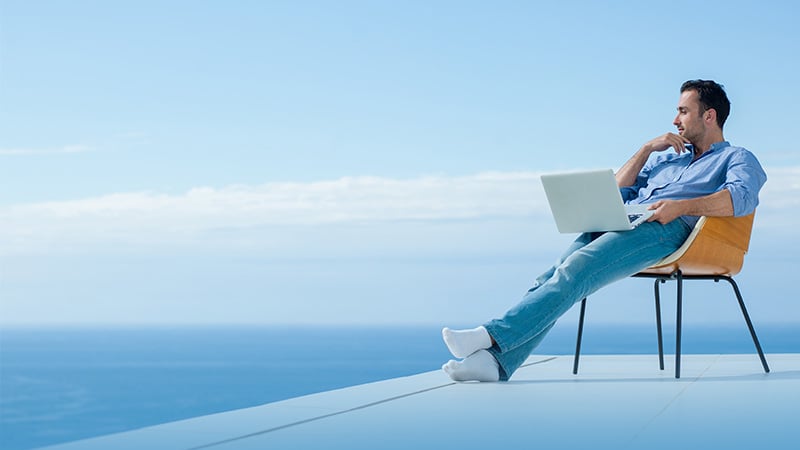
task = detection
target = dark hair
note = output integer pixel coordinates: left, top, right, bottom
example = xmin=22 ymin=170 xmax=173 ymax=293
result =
xmin=680 ymin=79 xmax=731 ymax=129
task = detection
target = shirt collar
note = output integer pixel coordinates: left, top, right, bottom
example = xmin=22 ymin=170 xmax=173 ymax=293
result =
xmin=707 ymin=141 xmax=730 ymax=153
xmin=691 ymin=140 xmax=729 ymax=162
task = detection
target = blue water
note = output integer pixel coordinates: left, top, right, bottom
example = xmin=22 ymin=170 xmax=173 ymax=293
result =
xmin=1 ymin=324 xmax=797 ymax=450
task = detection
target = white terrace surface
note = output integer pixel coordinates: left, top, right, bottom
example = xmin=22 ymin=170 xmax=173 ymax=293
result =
xmin=41 ymin=353 xmax=800 ymax=450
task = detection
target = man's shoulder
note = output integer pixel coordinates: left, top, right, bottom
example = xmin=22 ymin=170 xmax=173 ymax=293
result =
xmin=726 ymin=145 xmax=758 ymax=161
xmin=718 ymin=143 xmax=761 ymax=162
xmin=715 ymin=141 xmax=752 ymax=153
xmin=717 ymin=143 xmax=766 ymax=177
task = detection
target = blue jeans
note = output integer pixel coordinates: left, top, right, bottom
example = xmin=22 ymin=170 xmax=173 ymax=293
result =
xmin=484 ymin=219 xmax=692 ymax=380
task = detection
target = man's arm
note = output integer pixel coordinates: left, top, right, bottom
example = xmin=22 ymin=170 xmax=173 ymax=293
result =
xmin=647 ymin=189 xmax=734 ymax=224
xmin=616 ymin=133 xmax=691 ymax=187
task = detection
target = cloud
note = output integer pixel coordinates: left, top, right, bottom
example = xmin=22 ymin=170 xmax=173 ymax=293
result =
xmin=752 ymin=166 xmax=800 ymax=230
xmin=0 ymin=145 xmax=91 ymax=156
xmin=1 ymin=168 xmax=797 ymax=254
xmin=760 ymin=166 xmax=800 ymax=207
xmin=8 ymin=172 xmax=546 ymax=222
xmin=0 ymin=172 xmax=549 ymax=253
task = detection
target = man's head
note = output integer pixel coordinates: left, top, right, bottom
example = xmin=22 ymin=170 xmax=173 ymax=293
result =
xmin=679 ymin=79 xmax=730 ymax=129
xmin=674 ymin=79 xmax=729 ymax=147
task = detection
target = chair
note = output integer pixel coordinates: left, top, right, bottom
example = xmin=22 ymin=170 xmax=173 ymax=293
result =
xmin=572 ymin=212 xmax=770 ymax=378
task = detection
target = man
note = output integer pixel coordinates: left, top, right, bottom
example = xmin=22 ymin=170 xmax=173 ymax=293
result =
xmin=441 ymin=80 xmax=767 ymax=382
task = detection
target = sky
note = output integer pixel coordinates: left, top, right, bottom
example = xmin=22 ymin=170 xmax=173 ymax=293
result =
xmin=1 ymin=0 xmax=799 ymax=327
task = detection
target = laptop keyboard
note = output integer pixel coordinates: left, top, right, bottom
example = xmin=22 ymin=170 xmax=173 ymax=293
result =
xmin=628 ymin=214 xmax=643 ymax=223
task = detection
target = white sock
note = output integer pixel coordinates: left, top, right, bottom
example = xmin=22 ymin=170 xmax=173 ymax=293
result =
xmin=442 ymin=350 xmax=500 ymax=382
xmin=442 ymin=326 xmax=492 ymax=358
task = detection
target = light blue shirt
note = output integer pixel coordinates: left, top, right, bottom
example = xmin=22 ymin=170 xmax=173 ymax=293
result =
xmin=620 ymin=141 xmax=767 ymax=227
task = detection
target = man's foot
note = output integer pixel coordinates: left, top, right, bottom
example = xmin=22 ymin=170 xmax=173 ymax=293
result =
xmin=442 ymin=350 xmax=500 ymax=382
xmin=442 ymin=326 xmax=492 ymax=358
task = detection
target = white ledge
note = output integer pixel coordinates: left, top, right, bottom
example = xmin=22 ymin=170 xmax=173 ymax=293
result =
xmin=39 ymin=354 xmax=799 ymax=450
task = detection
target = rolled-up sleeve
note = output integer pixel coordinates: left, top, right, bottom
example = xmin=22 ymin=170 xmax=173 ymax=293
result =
xmin=724 ymin=150 xmax=767 ymax=216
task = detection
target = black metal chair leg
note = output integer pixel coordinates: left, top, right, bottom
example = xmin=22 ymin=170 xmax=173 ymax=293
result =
xmin=654 ymin=279 xmax=665 ymax=370
xmin=575 ymin=272 xmax=769 ymax=379
xmin=573 ymin=298 xmax=587 ymax=375
xmin=675 ymin=270 xmax=683 ymax=379
xmin=723 ymin=276 xmax=770 ymax=373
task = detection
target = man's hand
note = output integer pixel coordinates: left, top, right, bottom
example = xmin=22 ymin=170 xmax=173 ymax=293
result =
xmin=646 ymin=191 xmax=734 ymax=224
xmin=647 ymin=199 xmax=686 ymax=224
xmin=644 ymin=133 xmax=691 ymax=155
xmin=616 ymin=132 xmax=692 ymax=187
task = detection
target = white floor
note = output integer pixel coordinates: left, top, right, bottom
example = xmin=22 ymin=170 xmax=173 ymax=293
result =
xmin=40 ymin=354 xmax=799 ymax=450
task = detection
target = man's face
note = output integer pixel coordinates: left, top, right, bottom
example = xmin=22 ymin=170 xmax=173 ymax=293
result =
xmin=673 ymin=89 xmax=707 ymax=145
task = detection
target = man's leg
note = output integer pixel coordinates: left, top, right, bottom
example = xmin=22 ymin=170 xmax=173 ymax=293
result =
xmin=442 ymin=232 xmax=596 ymax=358
xmin=482 ymin=219 xmax=691 ymax=380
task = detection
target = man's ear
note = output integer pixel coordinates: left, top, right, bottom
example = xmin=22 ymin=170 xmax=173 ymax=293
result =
xmin=705 ymin=108 xmax=717 ymax=124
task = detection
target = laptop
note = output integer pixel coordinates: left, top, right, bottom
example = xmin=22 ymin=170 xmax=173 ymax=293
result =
xmin=540 ymin=169 xmax=653 ymax=233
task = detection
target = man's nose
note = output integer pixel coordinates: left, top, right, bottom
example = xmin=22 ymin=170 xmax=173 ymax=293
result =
xmin=672 ymin=114 xmax=680 ymax=126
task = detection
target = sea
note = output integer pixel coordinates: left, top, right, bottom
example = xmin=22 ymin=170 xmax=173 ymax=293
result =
xmin=1 ymin=324 xmax=798 ymax=450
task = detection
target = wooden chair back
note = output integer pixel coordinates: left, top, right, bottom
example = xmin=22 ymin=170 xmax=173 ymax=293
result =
xmin=641 ymin=212 xmax=755 ymax=277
